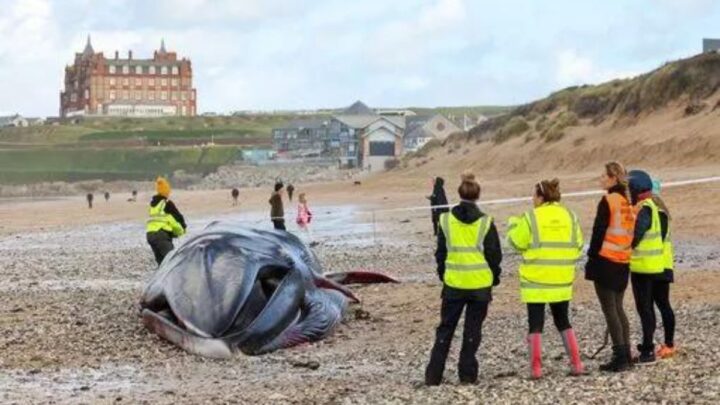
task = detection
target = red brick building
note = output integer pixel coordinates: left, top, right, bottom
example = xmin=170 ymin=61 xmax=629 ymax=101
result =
xmin=60 ymin=36 xmax=197 ymax=117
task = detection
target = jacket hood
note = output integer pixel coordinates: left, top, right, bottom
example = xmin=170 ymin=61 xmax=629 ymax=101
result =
xmin=450 ymin=201 xmax=485 ymax=224
xmin=150 ymin=194 xmax=167 ymax=207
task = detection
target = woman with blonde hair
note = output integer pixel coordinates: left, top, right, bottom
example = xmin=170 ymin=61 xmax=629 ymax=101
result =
xmin=425 ymin=171 xmax=502 ymax=385
xmin=296 ymin=192 xmax=313 ymax=240
xmin=585 ymin=162 xmax=635 ymax=372
xmin=507 ymin=178 xmax=584 ymax=379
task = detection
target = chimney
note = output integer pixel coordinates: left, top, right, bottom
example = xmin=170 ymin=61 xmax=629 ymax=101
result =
xmin=128 ymin=50 xmax=133 ymax=60
xmin=115 ymin=51 xmax=119 ymax=60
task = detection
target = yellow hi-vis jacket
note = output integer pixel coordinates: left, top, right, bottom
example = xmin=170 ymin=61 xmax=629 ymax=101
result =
xmin=507 ymin=202 xmax=583 ymax=303
xmin=630 ymin=198 xmax=665 ymax=274
xmin=146 ymin=200 xmax=185 ymax=237
xmin=439 ymin=212 xmax=494 ymax=290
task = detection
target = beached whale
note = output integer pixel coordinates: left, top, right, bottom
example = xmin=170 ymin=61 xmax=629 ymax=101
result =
xmin=140 ymin=221 xmax=396 ymax=359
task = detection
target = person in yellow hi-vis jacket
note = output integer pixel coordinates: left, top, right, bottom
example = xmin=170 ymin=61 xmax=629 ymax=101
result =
xmin=507 ymin=178 xmax=584 ymax=379
xmin=146 ymin=177 xmax=187 ymax=265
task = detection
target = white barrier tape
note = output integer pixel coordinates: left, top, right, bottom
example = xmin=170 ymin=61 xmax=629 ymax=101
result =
xmin=232 ymin=175 xmax=720 ymax=222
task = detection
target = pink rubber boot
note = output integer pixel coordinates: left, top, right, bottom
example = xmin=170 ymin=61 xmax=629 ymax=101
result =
xmin=528 ymin=333 xmax=542 ymax=379
xmin=561 ymin=328 xmax=585 ymax=376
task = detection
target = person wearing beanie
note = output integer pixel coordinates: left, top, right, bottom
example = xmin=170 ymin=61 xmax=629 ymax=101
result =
xmin=146 ymin=177 xmax=187 ymax=265
xmin=269 ymin=182 xmax=286 ymax=230
xmin=628 ymin=170 xmax=674 ymax=364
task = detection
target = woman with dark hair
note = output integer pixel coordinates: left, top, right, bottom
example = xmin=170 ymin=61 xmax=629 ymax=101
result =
xmin=425 ymin=172 xmax=502 ymax=386
xmin=585 ymin=162 xmax=635 ymax=372
xmin=507 ymin=178 xmax=584 ymax=379
xmin=427 ymin=177 xmax=449 ymax=235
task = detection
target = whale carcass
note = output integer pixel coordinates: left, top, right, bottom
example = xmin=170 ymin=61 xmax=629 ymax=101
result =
xmin=140 ymin=221 xmax=396 ymax=359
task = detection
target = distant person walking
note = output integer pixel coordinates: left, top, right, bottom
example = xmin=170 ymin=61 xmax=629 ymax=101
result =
xmin=427 ymin=177 xmax=449 ymax=236
xmin=104 ymin=191 xmax=110 ymax=202
xmin=86 ymin=193 xmax=94 ymax=209
xmin=287 ymin=184 xmax=295 ymax=202
xmin=131 ymin=190 xmax=138 ymax=202
xmin=506 ymin=178 xmax=585 ymax=379
xmin=296 ymin=192 xmax=313 ymax=240
xmin=425 ymin=172 xmax=502 ymax=386
xmin=146 ymin=177 xmax=187 ymax=265
xmin=585 ymin=162 xmax=635 ymax=372
xmin=231 ymin=188 xmax=240 ymax=206
xmin=269 ymin=182 xmax=286 ymax=230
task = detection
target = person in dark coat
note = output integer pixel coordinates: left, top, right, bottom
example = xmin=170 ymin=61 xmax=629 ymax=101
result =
xmin=287 ymin=184 xmax=295 ymax=202
xmin=104 ymin=191 xmax=110 ymax=202
xmin=231 ymin=188 xmax=239 ymax=206
xmin=425 ymin=172 xmax=502 ymax=386
xmin=86 ymin=193 xmax=94 ymax=209
xmin=585 ymin=162 xmax=634 ymax=372
xmin=269 ymin=182 xmax=285 ymax=230
xmin=427 ymin=177 xmax=449 ymax=235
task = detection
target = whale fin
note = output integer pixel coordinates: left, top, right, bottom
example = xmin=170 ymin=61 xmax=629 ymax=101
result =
xmin=324 ymin=271 xmax=399 ymax=285
xmin=142 ymin=309 xmax=233 ymax=359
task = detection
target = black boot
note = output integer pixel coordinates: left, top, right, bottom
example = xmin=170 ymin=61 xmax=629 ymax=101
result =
xmin=636 ymin=344 xmax=656 ymax=365
xmin=599 ymin=345 xmax=630 ymax=372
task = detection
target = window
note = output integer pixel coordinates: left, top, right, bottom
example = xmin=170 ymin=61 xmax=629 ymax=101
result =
xmin=161 ymin=78 xmax=168 ymax=86
xmin=135 ymin=91 xmax=142 ymax=100
xmin=123 ymin=78 xmax=129 ymax=86
xmin=84 ymin=89 xmax=89 ymax=99
xmin=109 ymin=65 xmax=116 ymax=74
xmin=171 ymin=78 xmax=178 ymax=86
xmin=172 ymin=66 xmax=179 ymax=75
xmin=135 ymin=66 xmax=142 ymax=75
xmin=148 ymin=91 xmax=155 ymax=101
xmin=161 ymin=66 xmax=168 ymax=75
xmin=190 ymin=91 xmax=194 ymax=100
xmin=369 ymin=142 xmax=395 ymax=156
xmin=161 ymin=92 xmax=168 ymax=100
xmin=135 ymin=78 xmax=142 ymax=86
xmin=109 ymin=78 xmax=116 ymax=86
xmin=149 ymin=66 xmax=156 ymax=75
xmin=181 ymin=92 xmax=187 ymax=101
xmin=123 ymin=90 xmax=129 ymax=100
xmin=109 ymin=90 xmax=116 ymax=100
xmin=148 ymin=78 xmax=155 ymax=86
xmin=171 ymin=91 xmax=178 ymax=101
xmin=70 ymin=93 xmax=77 ymax=102
xmin=122 ymin=65 xmax=129 ymax=74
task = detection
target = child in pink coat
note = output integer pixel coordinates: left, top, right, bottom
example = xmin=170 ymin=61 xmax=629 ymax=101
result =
xmin=296 ymin=192 xmax=312 ymax=239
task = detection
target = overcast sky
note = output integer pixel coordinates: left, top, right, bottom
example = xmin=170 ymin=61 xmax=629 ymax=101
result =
xmin=1 ymin=0 xmax=719 ymax=116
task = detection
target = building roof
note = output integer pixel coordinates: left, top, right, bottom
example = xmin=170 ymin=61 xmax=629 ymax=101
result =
xmin=342 ymin=101 xmax=375 ymax=115
xmin=404 ymin=125 xmax=433 ymax=141
xmin=276 ymin=117 xmax=329 ymax=130
xmin=334 ymin=114 xmax=380 ymax=129
xmin=83 ymin=35 xmax=94 ymax=56
xmin=0 ymin=114 xmax=24 ymax=126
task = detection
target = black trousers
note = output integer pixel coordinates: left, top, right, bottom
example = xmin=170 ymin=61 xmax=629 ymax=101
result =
xmin=653 ymin=281 xmax=675 ymax=346
xmin=147 ymin=231 xmax=174 ymax=265
xmin=631 ymin=273 xmax=655 ymax=350
xmin=272 ymin=219 xmax=286 ymax=230
xmin=426 ymin=297 xmax=489 ymax=384
xmin=527 ymin=301 xmax=571 ymax=333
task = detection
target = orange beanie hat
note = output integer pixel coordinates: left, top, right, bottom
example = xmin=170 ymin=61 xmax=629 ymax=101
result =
xmin=156 ymin=177 xmax=171 ymax=197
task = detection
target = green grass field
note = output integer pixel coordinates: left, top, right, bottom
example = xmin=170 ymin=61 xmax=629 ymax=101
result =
xmin=0 ymin=146 xmax=239 ymax=184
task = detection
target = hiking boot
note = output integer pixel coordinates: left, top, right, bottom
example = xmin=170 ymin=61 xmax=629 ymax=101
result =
xmin=657 ymin=344 xmax=677 ymax=359
xmin=599 ymin=345 xmax=631 ymax=372
xmin=635 ymin=344 xmax=656 ymax=365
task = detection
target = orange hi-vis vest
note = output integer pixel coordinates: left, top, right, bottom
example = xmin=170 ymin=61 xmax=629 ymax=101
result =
xmin=599 ymin=193 xmax=635 ymax=263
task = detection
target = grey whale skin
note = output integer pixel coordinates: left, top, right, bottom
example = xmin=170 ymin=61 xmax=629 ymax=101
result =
xmin=140 ymin=221 xmax=396 ymax=359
